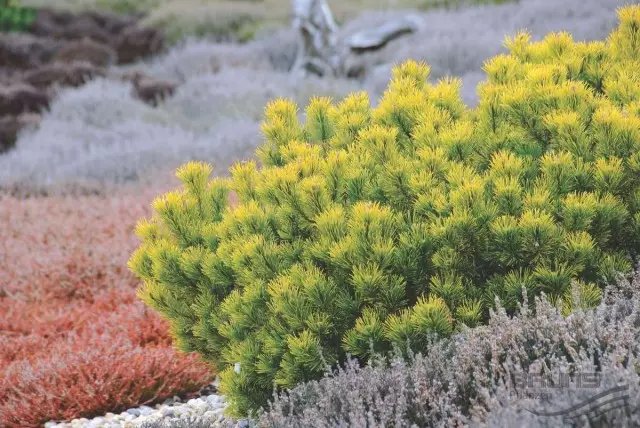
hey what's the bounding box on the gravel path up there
[44,381,255,428]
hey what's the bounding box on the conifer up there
[130,6,640,417]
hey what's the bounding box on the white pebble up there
[206,394,221,404]
[87,417,104,428]
[161,406,175,417]
[44,384,236,427]
[139,406,154,417]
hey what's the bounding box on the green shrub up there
[129,5,640,418]
[0,3,37,33]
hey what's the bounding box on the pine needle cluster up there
[129,5,640,417]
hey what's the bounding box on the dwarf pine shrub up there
[129,5,640,417]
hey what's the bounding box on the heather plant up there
[2,0,627,193]
[258,268,640,427]
[0,307,213,427]
[0,192,214,427]
[481,361,640,428]
[129,6,640,417]
[0,72,358,190]
[139,416,241,428]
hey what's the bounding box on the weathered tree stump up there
[290,0,341,77]
[290,0,423,79]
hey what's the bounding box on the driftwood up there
[290,0,341,77]
[345,15,423,53]
[291,0,423,78]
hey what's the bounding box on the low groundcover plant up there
[129,5,640,417]
[257,268,640,427]
[0,193,214,427]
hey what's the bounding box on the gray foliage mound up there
[138,415,240,428]
[0,0,630,193]
[257,268,640,427]
[0,71,357,190]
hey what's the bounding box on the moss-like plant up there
[129,5,640,417]
[0,2,37,33]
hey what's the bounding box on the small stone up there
[44,423,58,428]
[191,402,209,413]
[126,408,141,417]
[139,406,154,416]
[87,417,105,428]
[174,405,187,417]
[104,413,115,420]
[201,411,218,421]
[206,394,220,404]
[160,407,175,417]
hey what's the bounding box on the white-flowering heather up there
[0,71,357,189]
[258,268,640,427]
